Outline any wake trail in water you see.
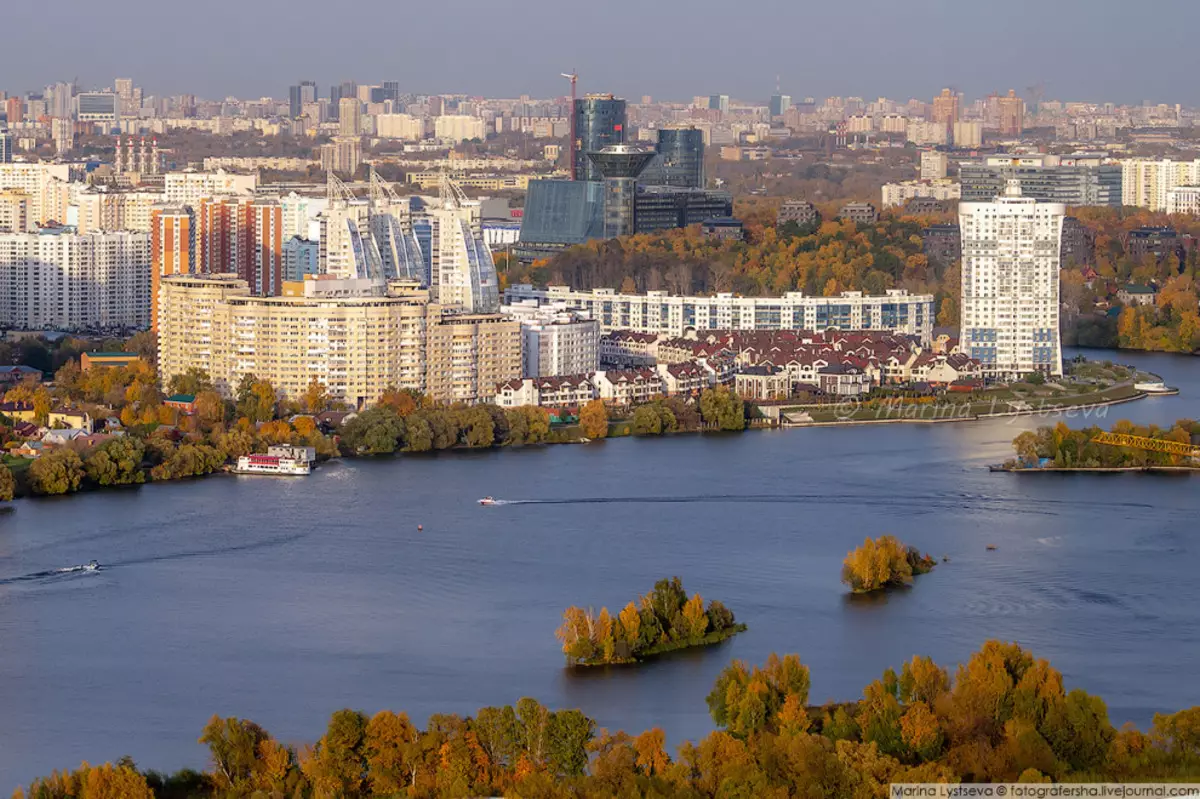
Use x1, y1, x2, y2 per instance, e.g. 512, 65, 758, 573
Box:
488, 492, 1164, 512
0, 532, 307, 585
109, 532, 308, 567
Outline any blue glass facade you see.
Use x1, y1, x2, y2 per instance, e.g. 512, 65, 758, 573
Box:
573, 96, 626, 182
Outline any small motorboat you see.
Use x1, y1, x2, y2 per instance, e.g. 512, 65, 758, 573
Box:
478, 497, 496, 506
985, 545, 997, 551
83, 560, 100, 571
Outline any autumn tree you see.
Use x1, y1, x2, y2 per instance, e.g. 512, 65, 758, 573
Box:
579, 399, 608, 439
168, 366, 213, 397
301, 709, 368, 798
303, 377, 330, 414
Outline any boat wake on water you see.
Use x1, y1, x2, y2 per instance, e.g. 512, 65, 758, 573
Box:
0, 561, 102, 586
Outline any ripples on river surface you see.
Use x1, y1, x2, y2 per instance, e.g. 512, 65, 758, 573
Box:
0, 348, 1197, 784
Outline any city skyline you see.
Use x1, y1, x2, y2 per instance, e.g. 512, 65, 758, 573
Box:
4, 0, 1200, 105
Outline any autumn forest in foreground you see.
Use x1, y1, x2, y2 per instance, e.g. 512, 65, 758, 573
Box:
17, 640, 1200, 798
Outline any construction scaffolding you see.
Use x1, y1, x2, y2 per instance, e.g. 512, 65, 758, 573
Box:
1091, 432, 1200, 458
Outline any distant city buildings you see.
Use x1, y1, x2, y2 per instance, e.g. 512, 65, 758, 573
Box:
959, 181, 1064, 379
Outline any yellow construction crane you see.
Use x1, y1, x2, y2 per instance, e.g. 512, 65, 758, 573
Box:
1091, 432, 1200, 458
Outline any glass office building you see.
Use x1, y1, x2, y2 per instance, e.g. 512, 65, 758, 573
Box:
641, 128, 705, 189
573, 95, 626, 182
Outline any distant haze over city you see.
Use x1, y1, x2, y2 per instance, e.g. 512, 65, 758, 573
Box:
4, 0, 1199, 104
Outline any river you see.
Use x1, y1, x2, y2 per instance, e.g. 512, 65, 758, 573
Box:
1, 348, 1198, 786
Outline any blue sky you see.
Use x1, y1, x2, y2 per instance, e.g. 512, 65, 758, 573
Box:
3, 0, 1194, 105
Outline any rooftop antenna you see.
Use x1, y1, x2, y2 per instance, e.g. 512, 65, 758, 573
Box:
561, 70, 578, 180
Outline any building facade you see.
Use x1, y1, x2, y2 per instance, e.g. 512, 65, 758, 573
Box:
1122, 159, 1200, 211
425, 312, 522, 404
959, 182, 1064, 378
158, 275, 434, 407
961, 156, 1121, 207
505, 285, 935, 343
0, 229, 151, 330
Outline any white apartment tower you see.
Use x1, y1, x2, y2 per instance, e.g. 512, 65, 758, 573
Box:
959, 181, 1064, 379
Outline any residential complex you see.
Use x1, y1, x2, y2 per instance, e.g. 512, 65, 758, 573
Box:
959, 182, 1064, 378
157, 274, 518, 406
0, 228, 150, 330
504, 285, 936, 343
505, 301, 601, 378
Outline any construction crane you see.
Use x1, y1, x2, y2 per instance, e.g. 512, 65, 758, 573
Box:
1091, 432, 1200, 458
561, 71, 577, 180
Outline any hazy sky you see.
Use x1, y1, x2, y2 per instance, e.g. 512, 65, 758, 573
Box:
4, 0, 1197, 105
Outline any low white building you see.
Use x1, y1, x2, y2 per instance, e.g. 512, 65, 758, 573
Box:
1166, 186, 1200, 216
508, 285, 936, 344
881, 179, 960, 208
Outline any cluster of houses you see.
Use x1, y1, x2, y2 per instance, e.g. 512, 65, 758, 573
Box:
0, 403, 112, 459
496, 329, 983, 409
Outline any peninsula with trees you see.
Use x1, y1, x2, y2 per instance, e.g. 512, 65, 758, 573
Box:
555, 577, 744, 666
1003, 419, 1200, 472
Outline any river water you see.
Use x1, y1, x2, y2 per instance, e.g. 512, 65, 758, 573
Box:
1, 349, 1198, 785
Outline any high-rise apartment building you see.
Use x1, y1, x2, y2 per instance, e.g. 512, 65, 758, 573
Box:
158, 275, 519, 406
338, 97, 361, 137
158, 275, 434, 407
952, 120, 983, 149
769, 94, 792, 117
959, 181, 1064, 379
4, 97, 22, 125
427, 200, 500, 313
0, 129, 11, 164
319, 137, 362, 175
931, 88, 960, 133
0, 191, 29, 233
997, 89, 1024, 137
708, 95, 730, 114
150, 205, 195, 330
1121, 158, 1200, 211
425, 312, 522, 404
0, 163, 72, 227
248, 200, 284, 296
0, 229, 151, 330
506, 304, 600, 378
573, 94, 626, 182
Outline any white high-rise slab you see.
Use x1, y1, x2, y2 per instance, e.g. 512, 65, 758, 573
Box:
959, 181, 1064, 379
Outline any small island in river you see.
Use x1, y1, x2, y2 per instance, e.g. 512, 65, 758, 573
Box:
555, 577, 745, 667
842, 535, 937, 594
997, 419, 1200, 473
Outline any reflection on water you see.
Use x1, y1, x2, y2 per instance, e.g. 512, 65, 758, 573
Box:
0, 348, 1197, 785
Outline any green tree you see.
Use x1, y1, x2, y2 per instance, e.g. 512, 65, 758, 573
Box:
235, 376, 277, 423
168, 367, 213, 397
699, 386, 745, 431
29, 448, 85, 495
0, 464, 13, 501
340, 406, 406, 455
85, 437, 146, 486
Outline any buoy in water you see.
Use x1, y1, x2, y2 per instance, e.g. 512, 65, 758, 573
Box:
417, 525, 423, 531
